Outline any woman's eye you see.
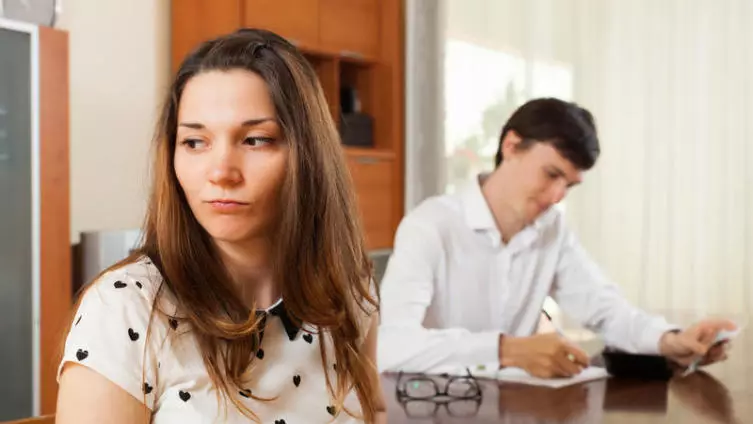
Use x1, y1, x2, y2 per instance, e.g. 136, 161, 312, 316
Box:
181, 139, 205, 149
244, 136, 274, 147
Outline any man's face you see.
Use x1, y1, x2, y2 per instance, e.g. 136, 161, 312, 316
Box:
497, 137, 583, 224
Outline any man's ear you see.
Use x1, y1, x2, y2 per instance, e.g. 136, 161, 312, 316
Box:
501, 130, 523, 160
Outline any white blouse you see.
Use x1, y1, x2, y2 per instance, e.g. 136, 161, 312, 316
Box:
58, 256, 370, 423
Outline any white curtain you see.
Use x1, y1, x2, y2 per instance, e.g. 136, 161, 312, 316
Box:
404, 0, 447, 211
431, 0, 753, 317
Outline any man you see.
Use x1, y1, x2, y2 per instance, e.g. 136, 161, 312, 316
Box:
378, 98, 734, 378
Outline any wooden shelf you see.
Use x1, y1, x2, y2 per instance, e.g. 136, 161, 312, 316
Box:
297, 44, 378, 64
344, 147, 395, 160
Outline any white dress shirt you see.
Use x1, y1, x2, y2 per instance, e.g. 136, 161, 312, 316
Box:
378, 175, 676, 373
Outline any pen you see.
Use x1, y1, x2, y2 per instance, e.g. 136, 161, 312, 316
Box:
542, 310, 578, 363
682, 358, 701, 377
542, 309, 567, 338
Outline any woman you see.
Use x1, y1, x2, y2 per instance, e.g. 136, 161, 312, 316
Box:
56, 28, 385, 423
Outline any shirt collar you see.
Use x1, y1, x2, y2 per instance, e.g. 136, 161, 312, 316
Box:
255, 299, 301, 342
460, 174, 499, 232
460, 173, 558, 247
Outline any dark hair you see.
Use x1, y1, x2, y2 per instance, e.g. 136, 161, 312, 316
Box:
494, 97, 600, 169
60, 28, 379, 422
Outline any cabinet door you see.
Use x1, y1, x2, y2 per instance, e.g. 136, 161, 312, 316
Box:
320, 0, 378, 58
171, 0, 243, 71
243, 0, 320, 48
347, 155, 393, 249
0, 27, 33, 422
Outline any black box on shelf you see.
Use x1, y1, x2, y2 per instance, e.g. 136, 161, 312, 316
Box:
340, 113, 374, 147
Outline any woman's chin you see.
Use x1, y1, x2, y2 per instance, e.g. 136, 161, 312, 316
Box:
204, 226, 256, 244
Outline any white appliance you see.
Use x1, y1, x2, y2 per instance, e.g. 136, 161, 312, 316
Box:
79, 229, 142, 287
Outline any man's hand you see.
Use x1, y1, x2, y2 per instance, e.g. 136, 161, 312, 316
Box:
499, 333, 590, 378
659, 319, 737, 367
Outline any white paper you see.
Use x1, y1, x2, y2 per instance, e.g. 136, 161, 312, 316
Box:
714, 328, 741, 343
682, 325, 743, 376
460, 364, 609, 388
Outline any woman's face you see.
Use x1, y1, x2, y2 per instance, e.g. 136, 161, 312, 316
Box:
174, 69, 288, 245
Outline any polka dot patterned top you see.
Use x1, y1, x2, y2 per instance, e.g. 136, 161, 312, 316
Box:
58, 256, 370, 423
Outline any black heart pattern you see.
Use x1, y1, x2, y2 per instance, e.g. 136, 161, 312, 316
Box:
128, 328, 139, 341
143, 382, 153, 394
327, 405, 336, 416
179, 390, 191, 402
256, 349, 265, 360
239, 388, 252, 398
303, 333, 313, 344
76, 349, 88, 361
75, 315, 82, 326
275, 420, 286, 424
333, 363, 337, 371
169, 318, 179, 330
293, 375, 301, 387
135, 281, 143, 289
113, 281, 127, 289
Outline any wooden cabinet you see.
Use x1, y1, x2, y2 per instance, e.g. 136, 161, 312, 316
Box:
241, 0, 378, 58
171, 0, 242, 71
320, 0, 379, 58
348, 154, 394, 249
303, 54, 340, 119
243, 0, 320, 49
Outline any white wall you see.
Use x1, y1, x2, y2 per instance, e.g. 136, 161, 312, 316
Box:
56, 0, 170, 242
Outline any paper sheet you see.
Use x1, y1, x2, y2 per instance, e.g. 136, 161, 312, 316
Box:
682, 326, 743, 376
463, 364, 609, 388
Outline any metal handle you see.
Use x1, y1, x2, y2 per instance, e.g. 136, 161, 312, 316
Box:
340, 50, 364, 60
355, 157, 380, 165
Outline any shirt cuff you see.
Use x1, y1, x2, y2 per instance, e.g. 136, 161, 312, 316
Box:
457, 331, 501, 367
639, 320, 681, 355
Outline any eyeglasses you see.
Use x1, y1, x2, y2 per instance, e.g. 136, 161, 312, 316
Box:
396, 394, 483, 417
395, 368, 483, 417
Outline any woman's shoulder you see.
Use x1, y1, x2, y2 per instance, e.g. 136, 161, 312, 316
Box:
82, 255, 178, 316
94, 255, 161, 294
59, 255, 175, 408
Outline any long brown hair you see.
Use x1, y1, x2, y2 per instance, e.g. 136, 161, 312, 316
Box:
63, 28, 379, 422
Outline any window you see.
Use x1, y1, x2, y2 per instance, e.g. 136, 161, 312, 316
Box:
443, 39, 573, 193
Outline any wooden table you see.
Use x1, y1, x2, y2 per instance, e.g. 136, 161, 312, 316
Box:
382, 329, 753, 423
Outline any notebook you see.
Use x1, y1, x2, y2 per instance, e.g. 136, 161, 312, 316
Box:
465, 364, 609, 388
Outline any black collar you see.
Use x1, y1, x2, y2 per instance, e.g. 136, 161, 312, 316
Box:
255, 300, 301, 342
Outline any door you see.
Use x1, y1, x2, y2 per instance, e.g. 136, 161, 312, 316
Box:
243, 0, 320, 49
320, 0, 378, 58
0, 27, 34, 421
171, 0, 243, 72
347, 155, 394, 249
